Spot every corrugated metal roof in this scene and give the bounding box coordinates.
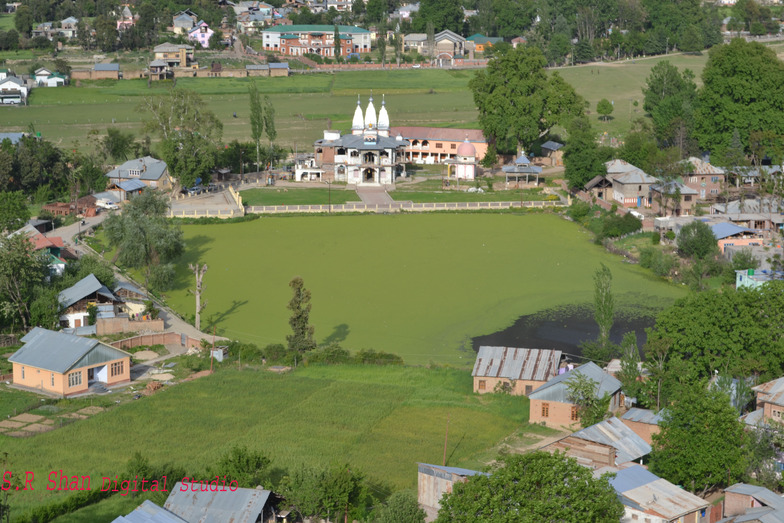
[712,222,754,240]
[528,362,621,403]
[684,156,725,175]
[605,159,640,176]
[542,141,563,151]
[164,484,271,523]
[726,484,784,510]
[614,169,658,185]
[114,281,146,297]
[569,417,651,465]
[112,500,187,523]
[10,328,129,373]
[651,180,698,195]
[116,179,147,192]
[720,507,784,523]
[94,63,120,71]
[59,274,104,308]
[605,465,709,520]
[622,408,665,425]
[417,463,487,480]
[472,346,561,382]
[106,156,168,182]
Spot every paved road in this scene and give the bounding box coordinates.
[49,212,109,254]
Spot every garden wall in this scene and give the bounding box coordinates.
[96,317,164,335]
[110,332,203,350]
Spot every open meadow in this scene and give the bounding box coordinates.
[129,213,687,366]
[2,365,551,517]
[0,55,718,153]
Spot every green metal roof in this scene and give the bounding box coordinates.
[263,24,369,34]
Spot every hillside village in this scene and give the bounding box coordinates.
[3,0,784,521]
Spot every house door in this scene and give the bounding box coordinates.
[75,318,81,327]
[88,368,94,381]
[637,196,642,208]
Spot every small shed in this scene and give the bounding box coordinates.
[109,179,146,201]
[620,407,664,445]
[584,175,612,200]
[417,463,486,522]
[269,62,289,77]
[164,483,273,523]
[472,346,562,396]
[541,140,564,166]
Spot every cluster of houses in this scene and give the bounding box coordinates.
[0,66,69,105]
[463,344,784,523]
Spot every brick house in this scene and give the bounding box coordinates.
[528,362,622,429]
[722,483,784,521]
[683,156,726,201]
[742,376,784,426]
[620,408,664,445]
[389,126,487,164]
[105,156,171,190]
[472,346,562,396]
[611,169,659,208]
[650,180,698,216]
[262,25,371,56]
[417,463,486,522]
[9,328,131,397]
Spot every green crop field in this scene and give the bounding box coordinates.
[159,213,684,366]
[0,13,14,31]
[3,365,548,516]
[241,187,360,206]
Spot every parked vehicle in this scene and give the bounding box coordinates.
[96,199,119,210]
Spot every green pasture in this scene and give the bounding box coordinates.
[3,365,539,516]
[159,214,684,365]
[241,187,360,206]
[0,13,14,31]
[556,53,710,139]
[392,179,555,203]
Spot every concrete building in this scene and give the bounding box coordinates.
[472,346,562,396]
[683,156,726,201]
[9,328,131,397]
[650,180,698,216]
[736,269,784,289]
[389,126,487,164]
[721,483,784,522]
[105,156,171,190]
[58,273,122,329]
[262,25,371,56]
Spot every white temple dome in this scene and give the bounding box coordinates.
[351,97,364,131]
[364,95,377,129]
[378,95,389,130]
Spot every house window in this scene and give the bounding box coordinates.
[435,143,443,149]
[689,177,697,183]
[638,185,642,191]
[451,144,456,149]
[422,140,429,147]
[478,380,486,391]
[525,385,532,395]
[51,373,54,386]
[685,195,692,202]
[710,189,719,194]
[128,169,140,177]
[541,403,549,418]
[68,371,82,387]
[631,515,638,521]
[111,361,124,377]
[711,176,720,183]
[571,406,579,421]
[21,366,24,379]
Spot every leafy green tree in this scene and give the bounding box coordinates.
[280,464,366,522]
[436,452,624,522]
[287,276,316,355]
[596,98,613,121]
[14,5,33,36]
[0,232,49,331]
[563,116,605,189]
[722,248,759,285]
[411,0,463,33]
[103,189,184,290]
[694,39,784,155]
[649,384,746,496]
[642,61,698,146]
[470,46,583,155]
[263,95,277,147]
[677,220,717,260]
[102,128,135,162]
[94,15,118,52]
[365,0,386,23]
[374,491,425,523]
[617,331,642,400]
[594,263,614,350]
[566,372,611,426]
[249,82,264,172]
[63,254,115,289]
[211,445,272,489]
[29,287,60,329]
[0,191,30,233]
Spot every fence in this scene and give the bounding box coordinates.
[246,200,565,214]
[0,373,12,381]
[169,208,244,219]
[110,332,203,350]
[228,185,243,208]
[0,334,19,347]
[96,317,165,336]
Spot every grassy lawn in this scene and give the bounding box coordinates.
[0,386,43,419]
[3,365,544,516]
[51,494,156,523]
[392,179,556,203]
[241,187,360,206]
[154,214,684,366]
[0,13,14,31]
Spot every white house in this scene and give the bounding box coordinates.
[0,76,28,104]
[187,21,214,48]
[34,68,66,87]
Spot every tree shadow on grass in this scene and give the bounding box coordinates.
[323,323,350,345]
[204,299,248,334]
[171,234,214,290]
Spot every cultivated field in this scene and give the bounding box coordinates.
[2,365,552,516]
[149,213,685,365]
[0,56,716,153]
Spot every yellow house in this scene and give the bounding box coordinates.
[9,328,131,397]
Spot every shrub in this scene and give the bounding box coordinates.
[353,349,404,365]
[599,213,642,240]
[567,200,592,222]
[639,247,676,277]
[651,232,661,245]
[665,230,676,241]
[306,343,351,365]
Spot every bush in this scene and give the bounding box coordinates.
[651,232,661,245]
[599,213,642,240]
[567,200,592,222]
[353,349,404,365]
[665,230,676,241]
[261,343,297,365]
[306,343,352,365]
[639,246,677,277]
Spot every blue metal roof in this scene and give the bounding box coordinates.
[164,484,271,523]
[541,140,563,151]
[417,463,488,480]
[94,63,120,71]
[10,328,129,374]
[528,362,621,403]
[712,222,754,240]
[726,484,784,510]
[621,407,665,425]
[0,132,25,145]
[606,464,659,493]
[112,500,187,523]
[116,179,147,192]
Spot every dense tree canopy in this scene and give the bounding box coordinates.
[647,282,784,382]
[436,452,624,522]
[470,46,583,155]
[650,384,746,496]
[564,116,605,189]
[642,61,699,147]
[0,192,30,234]
[677,220,718,260]
[694,39,784,155]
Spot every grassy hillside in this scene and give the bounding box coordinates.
[3,365,545,517]
[144,213,685,365]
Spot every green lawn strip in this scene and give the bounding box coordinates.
[240,187,360,206]
[0,13,14,30]
[390,188,552,203]
[0,386,43,419]
[154,214,684,366]
[3,365,527,515]
[50,493,156,523]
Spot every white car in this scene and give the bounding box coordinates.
[96,199,120,210]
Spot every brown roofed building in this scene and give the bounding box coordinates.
[472,346,562,396]
[390,126,487,164]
